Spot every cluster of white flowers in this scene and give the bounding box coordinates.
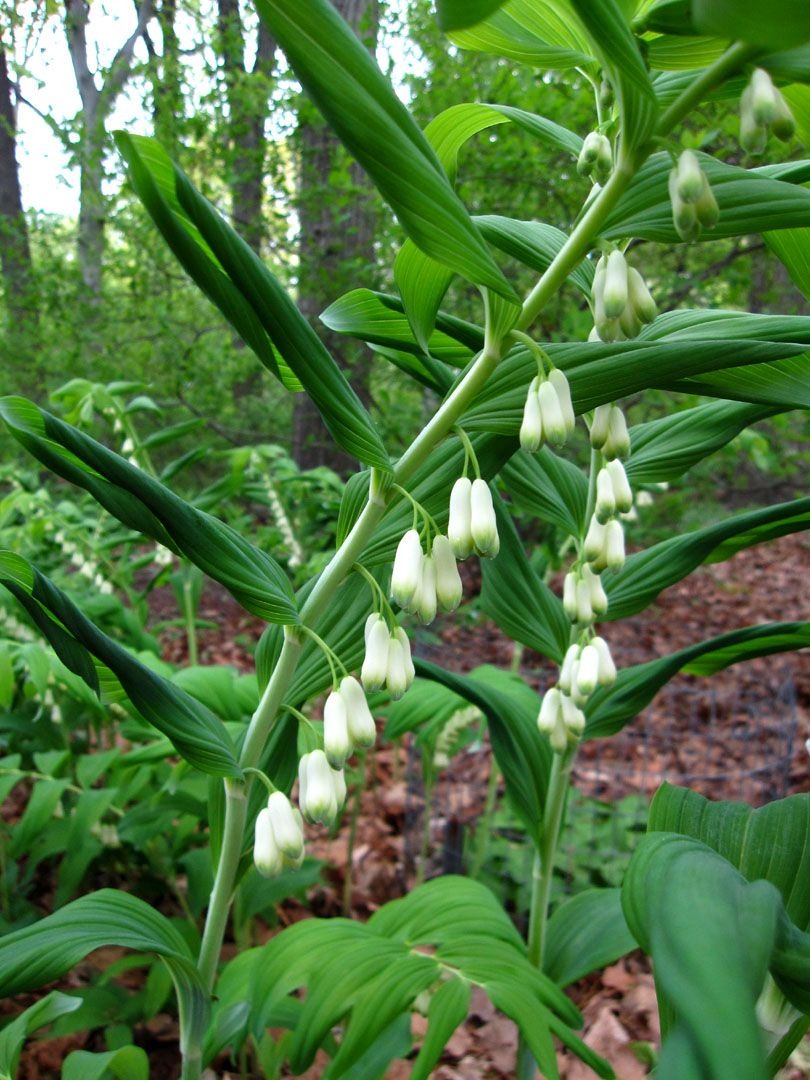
[323,674,377,767]
[520,368,576,452]
[253,789,306,877]
[448,477,499,559]
[668,150,719,242]
[0,605,36,643]
[54,531,114,595]
[577,130,612,183]
[362,614,415,699]
[590,250,657,342]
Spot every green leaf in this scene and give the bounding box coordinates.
[604,498,810,620]
[479,492,571,663]
[255,0,516,302]
[586,622,810,738]
[448,0,594,68]
[393,241,455,355]
[476,215,593,296]
[766,228,810,301]
[436,0,508,32]
[0,890,208,1062]
[0,396,297,625]
[62,1046,149,1080]
[116,133,390,471]
[691,0,810,49]
[500,447,588,537]
[545,888,637,988]
[0,554,241,777]
[604,154,810,243]
[410,976,471,1080]
[0,992,81,1080]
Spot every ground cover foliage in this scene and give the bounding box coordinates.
[1,0,810,1077]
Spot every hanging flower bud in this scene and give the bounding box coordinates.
[594,134,613,182]
[563,571,578,621]
[590,404,611,449]
[266,791,305,861]
[448,477,474,560]
[577,131,602,176]
[603,405,631,460]
[584,516,607,564]
[605,519,626,571]
[619,304,642,341]
[575,577,594,624]
[361,615,390,691]
[537,380,567,448]
[470,479,499,557]
[393,626,415,686]
[324,689,351,768]
[391,529,423,609]
[549,712,569,753]
[332,766,347,811]
[675,149,704,203]
[592,635,617,685]
[740,100,768,155]
[520,377,543,452]
[386,636,409,700]
[607,459,633,513]
[695,173,720,230]
[561,694,586,736]
[548,368,576,435]
[432,535,463,612]
[537,687,563,734]
[592,255,608,323]
[340,675,376,749]
[298,750,339,826]
[576,644,600,696]
[558,644,580,694]
[627,268,657,325]
[595,468,617,524]
[602,250,629,320]
[415,553,437,625]
[583,564,609,616]
[750,68,779,126]
[364,612,378,642]
[668,168,701,240]
[254,807,283,878]
[770,91,796,142]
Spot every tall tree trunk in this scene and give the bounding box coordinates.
[0,47,38,382]
[148,0,183,154]
[292,0,379,471]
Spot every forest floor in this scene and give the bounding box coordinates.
[14,531,810,1078]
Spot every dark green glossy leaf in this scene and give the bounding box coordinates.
[545,888,637,988]
[476,216,593,296]
[500,447,588,537]
[691,0,810,49]
[0,992,81,1078]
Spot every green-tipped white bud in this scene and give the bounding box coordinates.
[299,750,339,826]
[386,637,409,700]
[740,111,768,155]
[669,168,701,240]
[599,318,624,343]
[520,377,543,452]
[549,713,569,753]
[619,304,642,341]
[537,380,567,448]
[595,468,617,524]
[361,616,390,691]
[254,807,283,878]
[584,516,607,564]
[750,68,778,126]
[590,404,611,449]
[324,689,351,768]
[432,535,463,613]
[537,687,563,734]
[604,405,631,460]
[694,173,720,230]
[592,635,617,685]
[448,477,474,559]
[603,250,629,320]
[627,267,657,325]
[591,256,608,323]
[575,577,594,624]
[594,134,613,181]
[576,644,600,696]
[393,626,415,685]
[676,150,704,203]
[391,528,423,608]
[561,694,586,736]
[559,644,580,694]
[415,554,437,625]
[771,89,796,142]
[605,519,626,571]
[583,564,609,616]
[340,675,376,750]
[470,478,499,557]
[563,572,578,621]
[607,459,633,513]
[266,791,304,861]
[577,131,602,176]
[548,368,575,435]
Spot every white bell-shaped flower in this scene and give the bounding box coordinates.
[595,468,617,523]
[576,644,600,696]
[561,694,586,736]
[607,459,633,513]
[323,689,351,768]
[603,406,631,460]
[298,749,339,826]
[266,791,304,862]
[253,807,283,878]
[432,535,463,612]
[584,516,607,564]
[575,576,594,624]
[548,368,576,435]
[520,376,543,452]
[605,519,626,571]
[558,644,580,694]
[361,615,390,691]
[563,571,578,621]
[415,553,437,625]
[393,627,415,686]
[386,636,409,700]
[448,477,474,559]
[590,404,611,449]
[470,479,499,557]
[391,528,423,609]
[592,635,617,685]
[583,564,609,615]
[340,675,376,749]
[537,687,563,734]
[537,380,567,447]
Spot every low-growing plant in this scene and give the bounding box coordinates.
[1,1,810,1077]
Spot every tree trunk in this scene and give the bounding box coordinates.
[292,0,379,471]
[0,46,38,380]
[150,0,183,154]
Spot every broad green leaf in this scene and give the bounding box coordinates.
[646,34,726,71]
[766,229,810,301]
[448,0,594,68]
[691,0,810,49]
[479,492,570,663]
[0,992,81,1080]
[0,890,207,1062]
[622,834,789,1080]
[414,661,551,838]
[604,498,810,619]
[255,0,516,302]
[436,0,508,31]
[410,976,471,1080]
[476,216,594,296]
[62,1046,149,1080]
[603,153,810,243]
[545,888,637,987]
[627,400,783,484]
[569,0,658,149]
[642,0,698,35]
[0,554,241,777]
[117,134,390,471]
[500,446,588,537]
[393,241,455,354]
[0,396,297,624]
[586,622,810,737]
